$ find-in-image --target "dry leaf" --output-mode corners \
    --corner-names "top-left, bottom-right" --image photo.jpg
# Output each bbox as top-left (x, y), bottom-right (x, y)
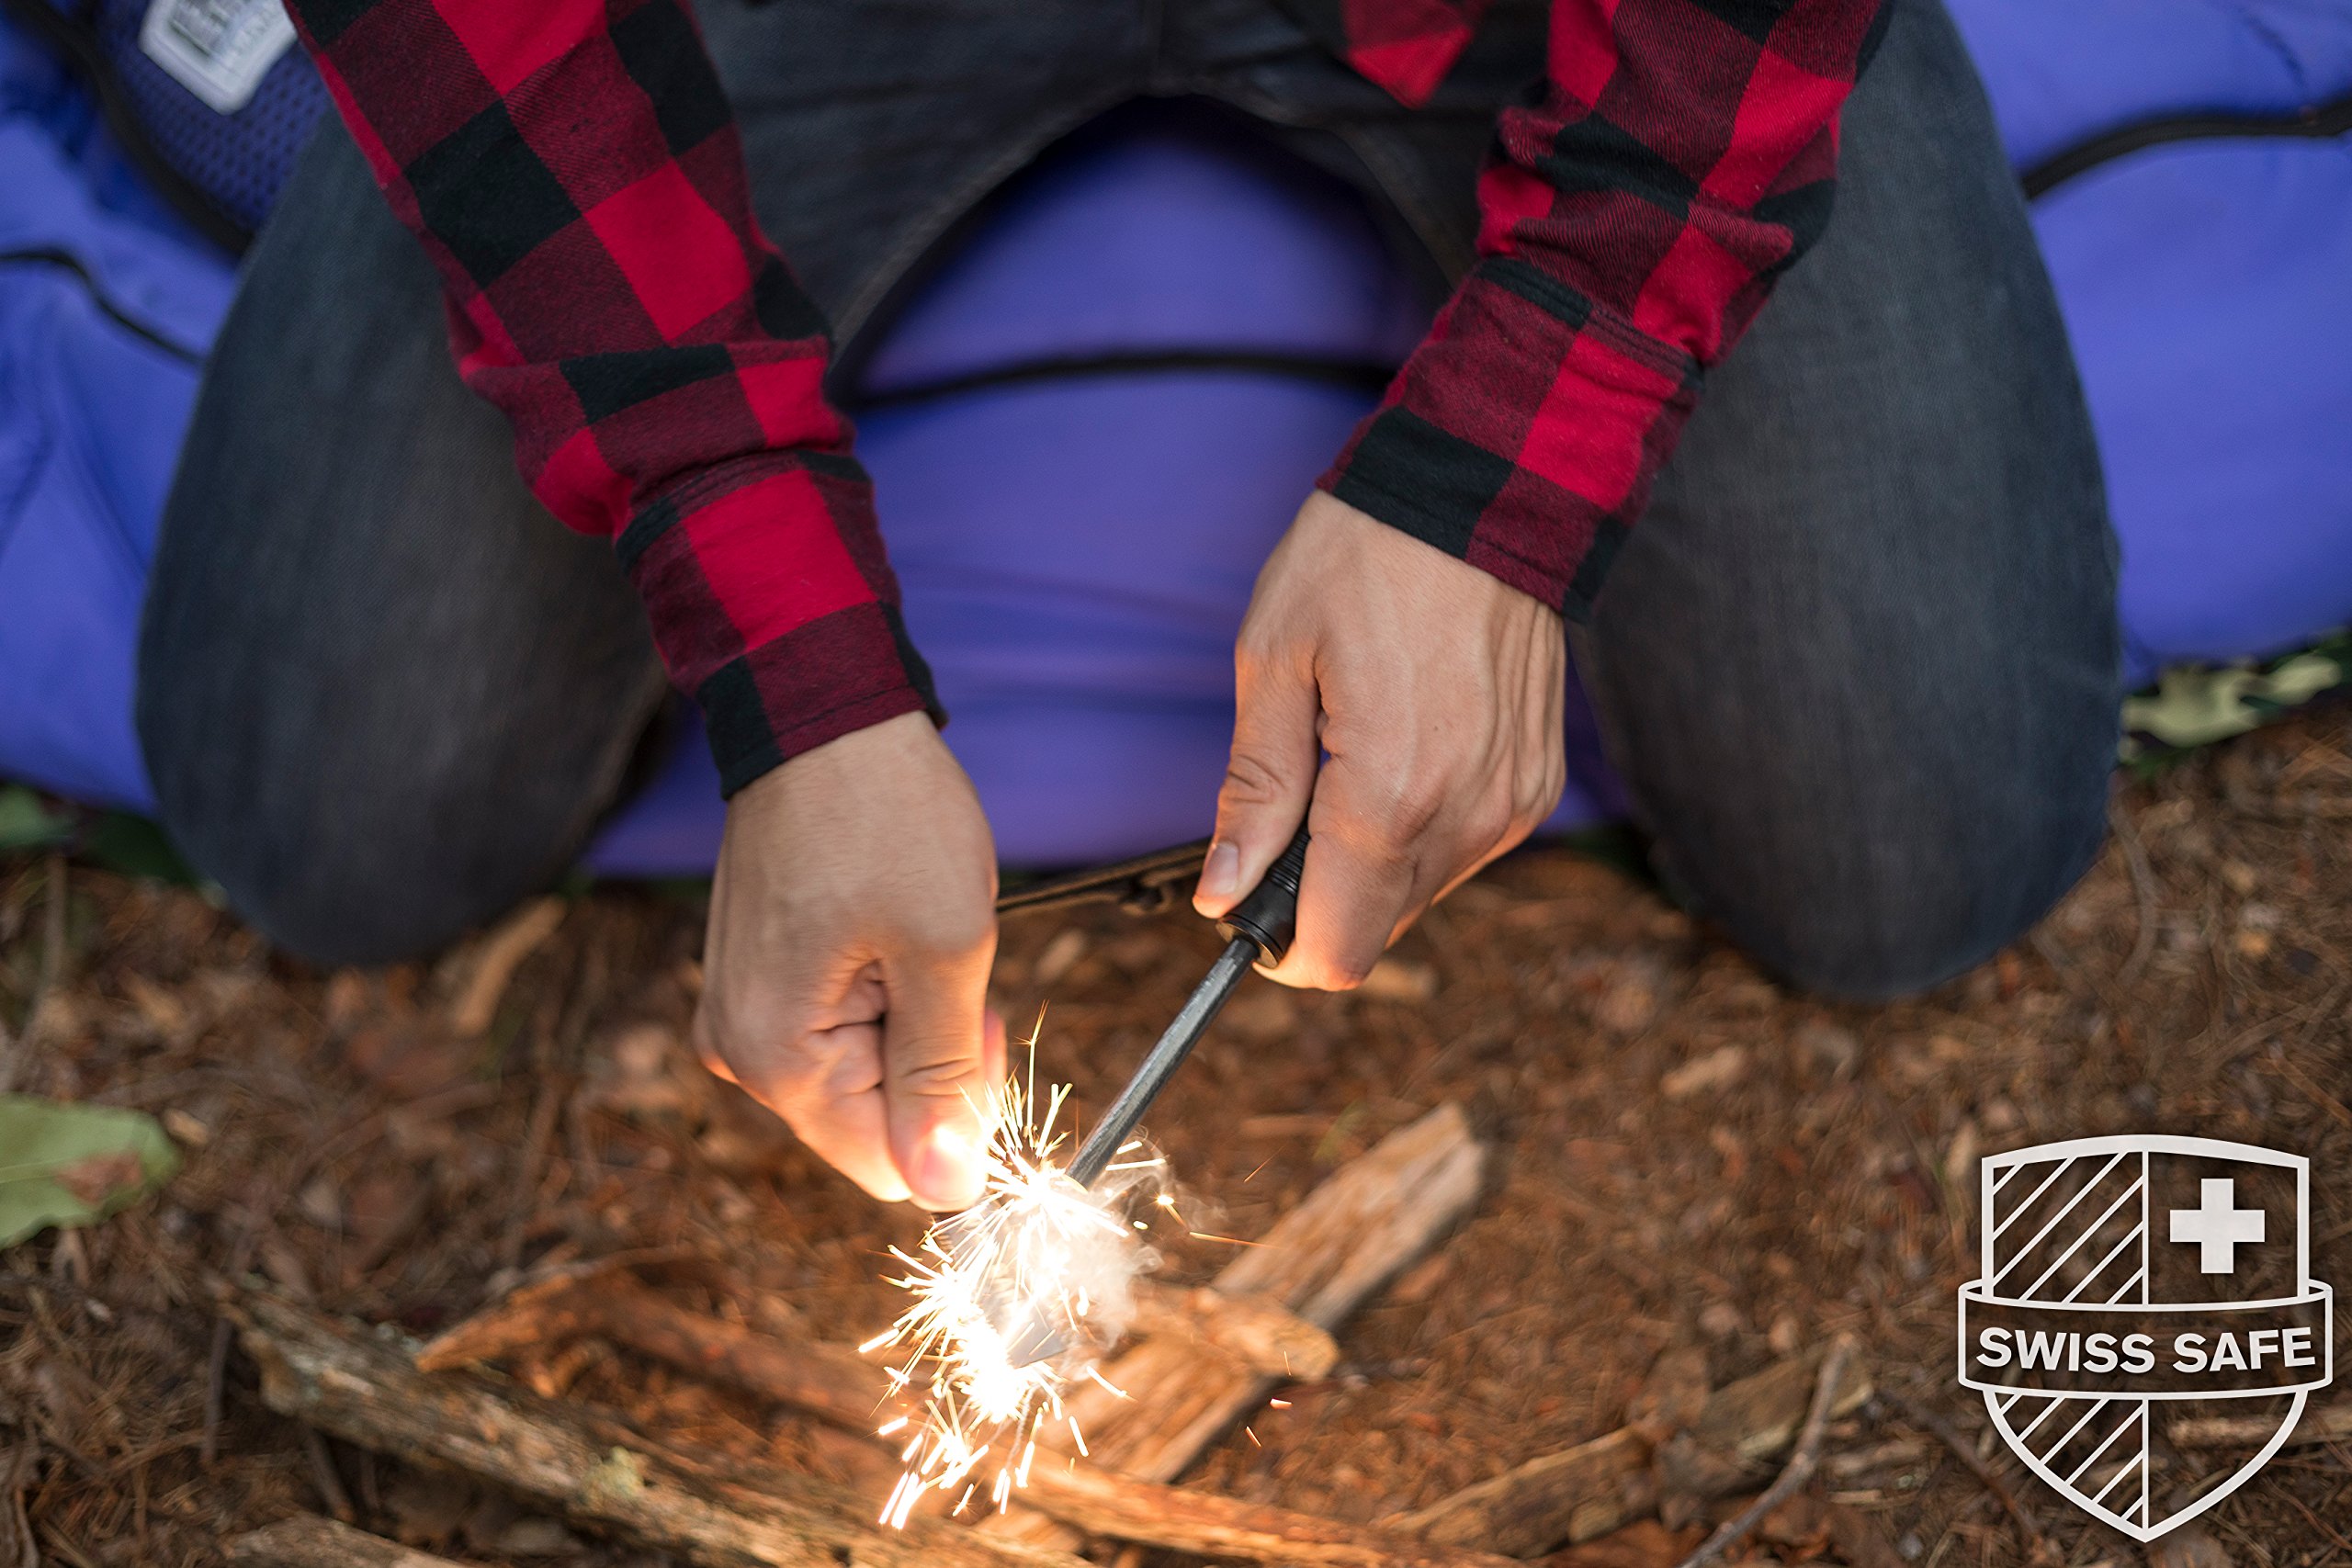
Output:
top-left (0, 1097), bottom-right (178, 1247)
top-left (51, 1151), bottom-right (144, 1206)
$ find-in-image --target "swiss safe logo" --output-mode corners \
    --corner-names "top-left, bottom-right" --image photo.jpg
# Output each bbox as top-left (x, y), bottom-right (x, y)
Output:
top-left (1958, 1135), bottom-right (2334, 1540)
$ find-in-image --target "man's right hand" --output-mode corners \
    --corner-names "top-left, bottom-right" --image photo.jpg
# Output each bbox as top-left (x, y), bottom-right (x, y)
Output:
top-left (693, 711), bottom-right (1003, 1210)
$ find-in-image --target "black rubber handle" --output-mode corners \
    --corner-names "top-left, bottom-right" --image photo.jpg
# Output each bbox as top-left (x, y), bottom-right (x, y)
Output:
top-left (1216, 824), bottom-right (1311, 964)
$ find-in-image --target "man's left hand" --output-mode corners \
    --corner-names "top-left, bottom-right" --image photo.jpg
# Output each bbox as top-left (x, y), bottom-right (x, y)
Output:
top-left (1193, 491), bottom-right (1568, 988)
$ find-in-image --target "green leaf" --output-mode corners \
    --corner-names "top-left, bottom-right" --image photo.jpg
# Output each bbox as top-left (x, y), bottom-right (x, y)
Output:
top-left (0, 787), bottom-right (73, 854)
top-left (80, 814), bottom-right (199, 886)
top-left (0, 1096), bottom-right (180, 1249)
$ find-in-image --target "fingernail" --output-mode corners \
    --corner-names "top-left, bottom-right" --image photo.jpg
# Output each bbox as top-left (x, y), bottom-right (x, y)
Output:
top-left (910, 1122), bottom-right (980, 1210)
top-left (1198, 840), bottom-right (1240, 902)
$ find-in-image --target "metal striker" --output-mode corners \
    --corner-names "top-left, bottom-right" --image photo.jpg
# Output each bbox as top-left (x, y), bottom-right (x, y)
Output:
top-left (999, 824), bottom-right (1311, 1365)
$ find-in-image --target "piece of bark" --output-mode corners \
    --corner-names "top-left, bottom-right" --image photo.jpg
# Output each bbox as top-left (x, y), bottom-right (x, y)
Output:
top-left (449, 1258), bottom-right (1501, 1566)
top-left (1689, 1341), bottom-right (1872, 1465)
top-left (226, 1516), bottom-right (478, 1568)
top-left (1626, 1349), bottom-right (1711, 1444)
top-left (1127, 1281), bottom-right (1340, 1380)
top-left (2169, 1397), bottom-right (2352, 1450)
top-left (1017, 1464), bottom-right (1515, 1568)
top-left (1671, 1335), bottom-right (1856, 1568)
top-left (225, 1289), bottom-right (1080, 1568)
top-left (1388, 1427), bottom-right (1652, 1556)
top-left (433, 1273), bottom-right (897, 1431)
top-left (414, 1264), bottom-right (620, 1372)
top-left (981, 1105), bottom-right (1484, 1553)
top-left (1041, 1104), bottom-right (1486, 1486)
top-left (424, 1264), bottom-right (1330, 1392)
top-left (1651, 1433), bottom-right (1755, 1530)
top-left (404, 1106), bottom-right (1477, 1563)
top-left (1391, 1341), bottom-right (1873, 1558)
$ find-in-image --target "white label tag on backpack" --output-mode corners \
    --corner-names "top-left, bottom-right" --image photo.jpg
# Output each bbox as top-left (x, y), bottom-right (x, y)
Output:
top-left (140, 0), bottom-right (297, 115)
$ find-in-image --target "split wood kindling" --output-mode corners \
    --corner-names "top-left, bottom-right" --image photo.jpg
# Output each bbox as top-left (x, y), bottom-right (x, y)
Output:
top-left (218, 1102), bottom-right (1894, 1567)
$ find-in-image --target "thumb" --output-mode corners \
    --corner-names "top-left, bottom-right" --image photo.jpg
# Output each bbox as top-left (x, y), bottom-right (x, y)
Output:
top-left (1197, 644), bottom-right (1320, 919)
top-left (882, 940), bottom-right (997, 1211)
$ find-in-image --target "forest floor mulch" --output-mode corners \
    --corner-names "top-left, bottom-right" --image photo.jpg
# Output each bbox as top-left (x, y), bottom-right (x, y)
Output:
top-left (3, 708), bottom-right (2349, 1568)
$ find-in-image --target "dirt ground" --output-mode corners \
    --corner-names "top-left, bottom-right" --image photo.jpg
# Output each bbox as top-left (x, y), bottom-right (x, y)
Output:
top-left (3, 706), bottom-right (2349, 1568)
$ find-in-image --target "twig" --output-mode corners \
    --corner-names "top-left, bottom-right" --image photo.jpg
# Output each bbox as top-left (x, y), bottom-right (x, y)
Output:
top-left (299, 1430), bottom-right (355, 1524)
top-left (1671, 1336), bottom-right (1854, 1568)
top-left (0, 853), bottom-right (67, 1097)
top-left (2, 1439), bottom-right (39, 1568)
top-left (2267, 1048), bottom-right (2352, 1133)
top-left (498, 936), bottom-right (604, 1273)
top-left (200, 1315), bottom-right (233, 1468)
top-left (447, 897), bottom-right (564, 1038)
top-left (2170, 1397), bottom-right (2352, 1450)
top-left (34, 1528), bottom-right (93, 1568)
top-left (1884, 1393), bottom-right (2045, 1552)
top-left (499, 1075), bottom-right (567, 1273)
top-left (2280, 1490), bottom-right (2352, 1554)
top-left (227, 1515), bottom-right (481, 1567)
top-left (38, 853), bottom-right (63, 1006)
top-left (2109, 800), bottom-right (2158, 986)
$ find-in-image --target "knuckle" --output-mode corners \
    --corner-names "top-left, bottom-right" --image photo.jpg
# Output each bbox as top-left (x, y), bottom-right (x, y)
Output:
top-left (1464, 791), bottom-right (1515, 847)
top-left (891, 1051), bottom-right (979, 1099)
top-left (1220, 750), bottom-right (1294, 810)
top-left (701, 994), bottom-right (778, 1059)
top-left (1363, 778), bottom-right (1445, 851)
top-left (909, 910), bottom-right (995, 964)
top-left (703, 997), bottom-right (823, 1088)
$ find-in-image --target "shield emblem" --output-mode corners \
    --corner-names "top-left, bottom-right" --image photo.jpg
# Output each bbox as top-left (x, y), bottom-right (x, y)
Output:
top-left (1958, 1135), bottom-right (2334, 1541)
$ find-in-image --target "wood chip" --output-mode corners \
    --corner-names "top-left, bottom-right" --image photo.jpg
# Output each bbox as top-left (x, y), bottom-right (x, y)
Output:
top-left (1659, 1046), bottom-right (1745, 1100)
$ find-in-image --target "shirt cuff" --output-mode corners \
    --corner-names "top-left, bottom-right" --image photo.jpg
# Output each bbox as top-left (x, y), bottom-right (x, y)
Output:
top-left (697, 614), bottom-right (939, 796)
top-left (1319, 254), bottom-right (1702, 620)
top-left (616, 452), bottom-right (944, 795)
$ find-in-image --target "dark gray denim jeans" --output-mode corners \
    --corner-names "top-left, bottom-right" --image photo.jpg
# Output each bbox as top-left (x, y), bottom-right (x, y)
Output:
top-left (138, 0), bottom-right (2120, 997)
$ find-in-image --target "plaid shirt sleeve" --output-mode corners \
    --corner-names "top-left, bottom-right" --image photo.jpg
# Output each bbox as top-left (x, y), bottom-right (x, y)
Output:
top-left (1319, 0), bottom-right (1890, 619)
top-left (283, 0), bottom-right (936, 797)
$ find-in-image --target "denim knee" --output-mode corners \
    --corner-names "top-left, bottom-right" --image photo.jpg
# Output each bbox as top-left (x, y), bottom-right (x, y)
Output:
top-left (1668, 775), bottom-right (2113, 1002)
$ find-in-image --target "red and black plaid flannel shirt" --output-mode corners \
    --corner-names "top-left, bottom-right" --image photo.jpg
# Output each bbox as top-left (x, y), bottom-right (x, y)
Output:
top-left (285, 0), bottom-right (1884, 798)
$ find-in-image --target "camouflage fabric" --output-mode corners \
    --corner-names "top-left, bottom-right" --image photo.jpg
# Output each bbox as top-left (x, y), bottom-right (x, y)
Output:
top-left (2121, 629), bottom-right (2352, 761)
